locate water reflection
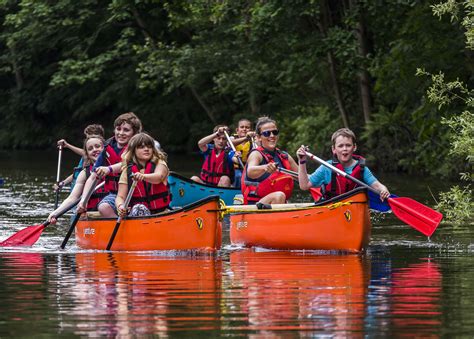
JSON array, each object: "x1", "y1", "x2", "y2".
[
  {"x1": 60, "y1": 253, "x2": 222, "y2": 336},
  {"x1": 226, "y1": 251, "x2": 369, "y2": 334}
]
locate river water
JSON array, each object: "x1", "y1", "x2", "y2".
[{"x1": 0, "y1": 150, "x2": 473, "y2": 337}]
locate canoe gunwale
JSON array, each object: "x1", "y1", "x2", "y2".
[{"x1": 169, "y1": 171, "x2": 240, "y2": 192}]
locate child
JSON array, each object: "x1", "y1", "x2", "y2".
[
  {"x1": 47, "y1": 134, "x2": 106, "y2": 224},
  {"x1": 116, "y1": 133, "x2": 170, "y2": 217},
  {"x1": 297, "y1": 128, "x2": 390, "y2": 201},
  {"x1": 54, "y1": 124, "x2": 105, "y2": 190},
  {"x1": 77, "y1": 112, "x2": 142, "y2": 217},
  {"x1": 241, "y1": 117, "x2": 298, "y2": 204},
  {"x1": 230, "y1": 118, "x2": 256, "y2": 188},
  {"x1": 190, "y1": 125, "x2": 236, "y2": 187}
]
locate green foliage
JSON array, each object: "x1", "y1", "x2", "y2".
[
  {"x1": 278, "y1": 105, "x2": 339, "y2": 158},
  {"x1": 436, "y1": 185, "x2": 473, "y2": 225}
]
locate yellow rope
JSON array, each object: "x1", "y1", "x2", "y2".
[{"x1": 220, "y1": 200, "x2": 353, "y2": 215}]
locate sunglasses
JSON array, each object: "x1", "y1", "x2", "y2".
[{"x1": 260, "y1": 129, "x2": 280, "y2": 137}]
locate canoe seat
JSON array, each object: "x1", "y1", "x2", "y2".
[{"x1": 86, "y1": 211, "x2": 102, "y2": 219}]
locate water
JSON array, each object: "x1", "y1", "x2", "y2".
[{"x1": 1, "y1": 151, "x2": 473, "y2": 337}]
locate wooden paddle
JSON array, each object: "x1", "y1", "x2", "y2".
[
  {"x1": 224, "y1": 130, "x2": 245, "y2": 169},
  {"x1": 54, "y1": 145, "x2": 63, "y2": 209},
  {"x1": 106, "y1": 179, "x2": 138, "y2": 250},
  {"x1": 60, "y1": 178, "x2": 100, "y2": 249},
  {"x1": 304, "y1": 150, "x2": 443, "y2": 237},
  {"x1": 0, "y1": 181, "x2": 105, "y2": 247}
]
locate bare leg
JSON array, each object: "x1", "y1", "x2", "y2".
[
  {"x1": 191, "y1": 176, "x2": 204, "y2": 184},
  {"x1": 218, "y1": 176, "x2": 231, "y2": 187},
  {"x1": 259, "y1": 191, "x2": 286, "y2": 205},
  {"x1": 98, "y1": 203, "x2": 117, "y2": 218}
]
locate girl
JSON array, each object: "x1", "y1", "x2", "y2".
[
  {"x1": 116, "y1": 133, "x2": 170, "y2": 217},
  {"x1": 77, "y1": 112, "x2": 142, "y2": 217},
  {"x1": 47, "y1": 135, "x2": 106, "y2": 224},
  {"x1": 241, "y1": 117, "x2": 298, "y2": 205}
]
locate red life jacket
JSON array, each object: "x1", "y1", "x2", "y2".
[
  {"x1": 102, "y1": 138, "x2": 127, "y2": 194},
  {"x1": 323, "y1": 154, "x2": 366, "y2": 199},
  {"x1": 127, "y1": 161, "x2": 170, "y2": 213},
  {"x1": 199, "y1": 146, "x2": 234, "y2": 185},
  {"x1": 84, "y1": 165, "x2": 107, "y2": 210},
  {"x1": 241, "y1": 147, "x2": 294, "y2": 204}
]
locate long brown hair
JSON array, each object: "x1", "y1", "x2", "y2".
[{"x1": 121, "y1": 132, "x2": 166, "y2": 167}]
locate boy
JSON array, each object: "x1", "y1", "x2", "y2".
[
  {"x1": 191, "y1": 125, "x2": 236, "y2": 187},
  {"x1": 297, "y1": 128, "x2": 390, "y2": 201},
  {"x1": 77, "y1": 112, "x2": 142, "y2": 217}
]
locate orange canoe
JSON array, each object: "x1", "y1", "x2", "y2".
[
  {"x1": 229, "y1": 187, "x2": 371, "y2": 252},
  {"x1": 75, "y1": 196, "x2": 222, "y2": 251}
]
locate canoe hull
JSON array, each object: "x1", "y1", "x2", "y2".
[
  {"x1": 229, "y1": 188, "x2": 371, "y2": 253},
  {"x1": 76, "y1": 196, "x2": 222, "y2": 251},
  {"x1": 168, "y1": 171, "x2": 240, "y2": 207}
]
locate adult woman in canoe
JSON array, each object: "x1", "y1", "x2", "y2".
[
  {"x1": 297, "y1": 128, "x2": 390, "y2": 201},
  {"x1": 241, "y1": 116, "x2": 298, "y2": 204},
  {"x1": 116, "y1": 132, "x2": 171, "y2": 217},
  {"x1": 47, "y1": 135, "x2": 106, "y2": 224}
]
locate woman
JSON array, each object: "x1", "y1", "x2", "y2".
[
  {"x1": 116, "y1": 133, "x2": 170, "y2": 217},
  {"x1": 47, "y1": 135, "x2": 106, "y2": 224},
  {"x1": 241, "y1": 117, "x2": 298, "y2": 205}
]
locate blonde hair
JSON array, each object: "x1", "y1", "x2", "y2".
[
  {"x1": 121, "y1": 133, "x2": 166, "y2": 168},
  {"x1": 82, "y1": 134, "x2": 105, "y2": 166},
  {"x1": 331, "y1": 128, "x2": 356, "y2": 146}
]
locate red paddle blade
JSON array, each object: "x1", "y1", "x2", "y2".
[
  {"x1": 388, "y1": 197, "x2": 443, "y2": 237},
  {"x1": 309, "y1": 187, "x2": 322, "y2": 201},
  {"x1": 0, "y1": 224, "x2": 46, "y2": 247}
]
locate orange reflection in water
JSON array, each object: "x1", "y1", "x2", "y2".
[
  {"x1": 68, "y1": 252, "x2": 222, "y2": 336},
  {"x1": 227, "y1": 251, "x2": 370, "y2": 334},
  {"x1": 390, "y1": 260, "x2": 442, "y2": 335}
]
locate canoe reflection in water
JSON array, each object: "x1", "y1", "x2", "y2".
[
  {"x1": 227, "y1": 251, "x2": 370, "y2": 334},
  {"x1": 68, "y1": 253, "x2": 222, "y2": 337}
]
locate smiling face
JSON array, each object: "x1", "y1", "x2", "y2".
[
  {"x1": 114, "y1": 122, "x2": 134, "y2": 148},
  {"x1": 257, "y1": 122, "x2": 278, "y2": 151},
  {"x1": 236, "y1": 120, "x2": 252, "y2": 137},
  {"x1": 332, "y1": 136, "x2": 357, "y2": 166},
  {"x1": 85, "y1": 137, "x2": 104, "y2": 163}
]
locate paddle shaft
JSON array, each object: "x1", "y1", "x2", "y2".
[
  {"x1": 106, "y1": 180, "x2": 138, "y2": 250},
  {"x1": 54, "y1": 145, "x2": 63, "y2": 208},
  {"x1": 60, "y1": 179, "x2": 103, "y2": 249},
  {"x1": 224, "y1": 131, "x2": 245, "y2": 169}
]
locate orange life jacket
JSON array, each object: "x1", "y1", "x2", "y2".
[
  {"x1": 323, "y1": 154, "x2": 365, "y2": 199},
  {"x1": 199, "y1": 146, "x2": 234, "y2": 185},
  {"x1": 241, "y1": 147, "x2": 294, "y2": 204},
  {"x1": 127, "y1": 161, "x2": 170, "y2": 213}
]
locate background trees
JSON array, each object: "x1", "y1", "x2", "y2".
[{"x1": 0, "y1": 0, "x2": 471, "y2": 180}]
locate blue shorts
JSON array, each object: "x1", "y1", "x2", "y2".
[{"x1": 97, "y1": 193, "x2": 118, "y2": 214}]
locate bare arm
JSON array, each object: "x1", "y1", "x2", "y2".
[
  {"x1": 58, "y1": 139, "x2": 85, "y2": 157},
  {"x1": 133, "y1": 163, "x2": 169, "y2": 184},
  {"x1": 48, "y1": 170, "x2": 86, "y2": 223},
  {"x1": 370, "y1": 180, "x2": 390, "y2": 200},
  {"x1": 246, "y1": 152, "x2": 276, "y2": 179},
  {"x1": 296, "y1": 145, "x2": 313, "y2": 190},
  {"x1": 115, "y1": 182, "x2": 129, "y2": 217},
  {"x1": 76, "y1": 171, "x2": 98, "y2": 213},
  {"x1": 197, "y1": 133, "x2": 217, "y2": 152}
]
